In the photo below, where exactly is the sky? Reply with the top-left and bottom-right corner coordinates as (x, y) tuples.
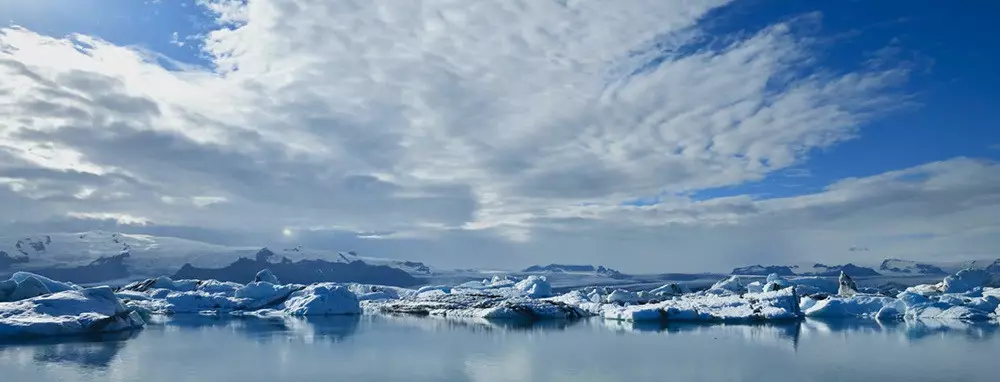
(1, 0), (998, 273)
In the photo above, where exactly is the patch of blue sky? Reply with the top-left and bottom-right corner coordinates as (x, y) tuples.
(620, 0), (1000, 206)
(0, 0), (215, 68)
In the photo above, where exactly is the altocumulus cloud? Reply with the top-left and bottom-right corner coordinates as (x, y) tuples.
(1, 0), (998, 272)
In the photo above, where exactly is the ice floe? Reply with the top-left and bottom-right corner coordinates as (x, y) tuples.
(601, 288), (802, 322)
(0, 286), (144, 337)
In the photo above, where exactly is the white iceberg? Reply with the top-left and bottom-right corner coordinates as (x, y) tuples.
(514, 276), (552, 298)
(363, 283), (587, 320)
(940, 268), (992, 293)
(0, 286), (144, 338)
(280, 283), (361, 316)
(708, 276), (750, 294)
(601, 288), (801, 322)
(5, 275), (51, 302)
(605, 289), (642, 304)
(838, 271), (859, 297)
(9, 272), (80, 293)
(254, 269), (279, 284)
(802, 295), (902, 318)
(649, 283), (691, 297)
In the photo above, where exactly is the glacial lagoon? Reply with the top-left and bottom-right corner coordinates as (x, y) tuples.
(2, 316), (998, 382)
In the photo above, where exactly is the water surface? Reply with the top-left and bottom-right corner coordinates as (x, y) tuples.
(2, 316), (998, 381)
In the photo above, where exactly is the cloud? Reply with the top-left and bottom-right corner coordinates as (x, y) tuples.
(1, 1), (993, 270)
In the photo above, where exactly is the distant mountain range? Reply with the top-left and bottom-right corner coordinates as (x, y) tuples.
(0, 231), (434, 285)
(3, 231), (998, 286)
(173, 248), (422, 287)
(521, 264), (629, 279)
(730, 258), (991, 277)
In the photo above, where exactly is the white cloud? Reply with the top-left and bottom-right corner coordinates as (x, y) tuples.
(0, 0), (994, 270)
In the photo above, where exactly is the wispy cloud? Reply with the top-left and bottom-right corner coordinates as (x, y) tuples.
(2, 0), (990, 270)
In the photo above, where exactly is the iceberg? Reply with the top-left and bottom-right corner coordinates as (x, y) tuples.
(280, 283), (361, 316)
(6, 275), (51, 301)
(0, 286), (144, 338)
(649, 283), (691, 297)
(797, 269), (1000, 321)
(10, 271), (80, 293)
(802, 295), (902, 318)
(254, 269), (279, 284)
(838, 271), (859, 297)
(708, 276), (750, 294)
(364, 276), (584, 320)
(940, 268), (992, 293)
(513, 276), (552, 298)
(601, 288), (801, 322)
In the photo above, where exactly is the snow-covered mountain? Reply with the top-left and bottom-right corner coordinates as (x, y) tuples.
(521, 264), (629, 279)
(0, 231), (435, 284)
(878, 259), (948, 275)
(1, 231), (252, 276)
(173, 248), (422, 287)
(732, 258), (1000, 277)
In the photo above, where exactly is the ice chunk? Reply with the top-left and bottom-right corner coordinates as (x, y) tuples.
(234, 282), (300, 309)
(788, 277), (839, 296)
(649, 283), (690, 297)
(803, 295), (903, 318)
(838, 271), (858, 297)
(940, 268), (991, 293)
(8, 275), (52, 301)
(364, 289), (587, 320)
(0, 286), (144, 338)
(514, 276), (552, 298)
(160, 291), (241, 313)
(0, 279), (17, 301)
(766, 273), (790, 287)
(415, 285), (452, 295)
(121, 276), (199, 292)
(605, 289), (641, 304)
(196, 280), (243, 294)
(709, 276), (748, 293)
(10, 272), (79, 293)
(904, 303), (992, 321)
(601, 288), (801, 322)
(875, 305), (902, 320)
(281, 284), (361, 316)
(254, 269), (279, 284)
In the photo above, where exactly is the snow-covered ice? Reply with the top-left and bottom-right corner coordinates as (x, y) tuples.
(600, 288), (802, 322)
(0, 286), (144, 337)
(280, 284), (361, 316)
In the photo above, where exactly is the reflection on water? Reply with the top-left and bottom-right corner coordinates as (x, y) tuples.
(2, 316), (999, 381)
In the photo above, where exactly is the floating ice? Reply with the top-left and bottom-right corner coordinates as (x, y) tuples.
(940, 268), (992, 294)
(514, 276), (552, 298)
(601, 288), (801, 322)
(10, 272), (80, 293)
(649, 283), (690, 297)
(708, 276), (749, 294)
(254, 269), (279, 284)
(802, 295), (902, 318)
(0, 286), (144, 338)
(281, 283), (361, 316)
(838, 271), (859, 297)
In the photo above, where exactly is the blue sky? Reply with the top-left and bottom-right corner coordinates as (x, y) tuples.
(1, 1), (999, 271)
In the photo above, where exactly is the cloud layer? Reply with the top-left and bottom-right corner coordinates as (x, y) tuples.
(1, 0), (996, 271)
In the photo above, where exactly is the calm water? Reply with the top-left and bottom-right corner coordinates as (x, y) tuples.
(2, 315), (998, 381)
